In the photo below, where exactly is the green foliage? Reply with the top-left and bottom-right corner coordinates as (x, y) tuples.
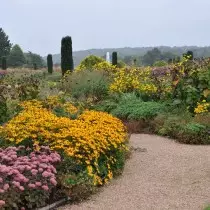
(78, 55), (105, 70)
(94, 93), (140, 113)
(0, 28), (11, 59)
(2, 56), (7, 70)
(173, 59), (210, 112)
(8, 44), (25, 67)
(61, 70), (109, 102)
(153, 111), (210, 145)
(109, 97), (164, 120)
(117, 60), (126, 68)
(153, 60), (168, 67)
(61, 36), (74, 75)
(113, 102), (164, 120)
(47, 54), (53, 74)
(112, 52), (118, 66)
(0, 98), (8, 124)
(142, 48), (176, 66)
(24, 51), (45, 68)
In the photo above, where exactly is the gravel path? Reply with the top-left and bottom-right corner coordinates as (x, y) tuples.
(59, 134), (210, 210)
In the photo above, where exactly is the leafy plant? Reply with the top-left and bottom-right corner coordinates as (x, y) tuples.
(76, 55), (105, 71)
(61, 70), (110, 102)
(111, 100), (164, 120)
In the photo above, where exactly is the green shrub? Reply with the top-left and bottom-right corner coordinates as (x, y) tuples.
(154, 112), (210, 144)
(111, 101), (165, 120)
(61, 70), (109, 102)
(94, 93), (141, 113)
(77, 55), (105, 71)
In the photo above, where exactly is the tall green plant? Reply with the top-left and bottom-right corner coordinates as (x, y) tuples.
(2, 56), (7, 70)
(61, 36), (74, 75)
(112, 52), (118, 66)
(47, 54), (53, 74)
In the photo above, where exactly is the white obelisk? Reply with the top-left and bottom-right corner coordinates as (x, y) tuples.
(106, 52), (110, 63)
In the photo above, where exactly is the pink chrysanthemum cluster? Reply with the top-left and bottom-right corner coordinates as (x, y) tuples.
(0, 146), (61, 208)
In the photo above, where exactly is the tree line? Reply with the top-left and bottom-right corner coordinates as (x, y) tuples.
(0, 28), (45, 70)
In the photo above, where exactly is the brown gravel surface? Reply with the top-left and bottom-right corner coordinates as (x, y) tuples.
(58, 134), (210, 210)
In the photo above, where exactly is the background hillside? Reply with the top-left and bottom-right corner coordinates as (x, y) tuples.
(44, 46), (210, 66)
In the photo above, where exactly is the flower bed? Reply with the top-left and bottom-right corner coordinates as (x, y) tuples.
(0, 99), (128, 208)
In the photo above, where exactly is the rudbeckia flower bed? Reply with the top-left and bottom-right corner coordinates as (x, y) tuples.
(0, 99), (128, 209)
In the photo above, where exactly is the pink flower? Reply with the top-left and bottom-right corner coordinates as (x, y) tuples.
(38, 168), (44, 173)
(0, 178), (3, 183)
(12, 181), (20, 187)
(3, 184), (9, 191)
(0, 189), (5, 193)
(31, 169), (38, 176)
(42, 171), (52, 178)
(25, 166), (32, 171)
(19, 186), (24, 191)
(28, 183), (36, 189)
(35, 182), (42, 187)
(50, 178), (57, 186)
(39, 163), (48, 169)
(42, 185), (49, 191)
(0, 200), (5, 207)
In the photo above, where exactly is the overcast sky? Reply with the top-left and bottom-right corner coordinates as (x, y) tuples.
(1, 0), (210, 56)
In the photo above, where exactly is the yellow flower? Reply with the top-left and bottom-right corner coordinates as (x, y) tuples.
(0, 100), (128, 186)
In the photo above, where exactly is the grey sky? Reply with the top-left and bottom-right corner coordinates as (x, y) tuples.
(1, 0), (210, 56)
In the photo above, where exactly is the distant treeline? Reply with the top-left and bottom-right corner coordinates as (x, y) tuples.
(46, 46), (210, 67)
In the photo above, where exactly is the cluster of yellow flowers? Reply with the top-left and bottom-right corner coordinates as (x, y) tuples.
(0, 100), (127, 185)
(194, 100), (210, 114)
(109, 67), (158, 94)
(76, 60), (117, 74)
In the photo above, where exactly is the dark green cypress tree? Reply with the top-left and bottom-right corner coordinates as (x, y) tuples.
(112, 52), (118, 66)
(2, 56), (7, 70)
(183, 51), (193, 60)
(61, 36), (74, 75)
(168, 58), (172, 64)
(47, 54), (53, 74)
(186, 51), (194, 60)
